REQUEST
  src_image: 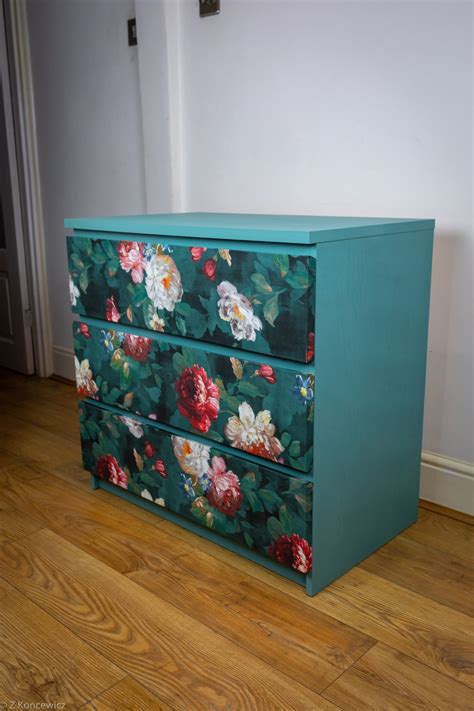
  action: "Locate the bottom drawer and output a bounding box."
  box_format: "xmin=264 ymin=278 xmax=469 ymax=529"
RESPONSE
xmin=79 ymin=401 xmax=313 ymax=574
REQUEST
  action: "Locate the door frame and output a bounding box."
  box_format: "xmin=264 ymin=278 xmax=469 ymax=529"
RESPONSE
xmin=2 ymin=0 xmax=53 ymax=376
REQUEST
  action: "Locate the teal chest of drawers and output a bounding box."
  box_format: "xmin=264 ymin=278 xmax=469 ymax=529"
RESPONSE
xmin=65 ymin=212 xmax=434 ymax=595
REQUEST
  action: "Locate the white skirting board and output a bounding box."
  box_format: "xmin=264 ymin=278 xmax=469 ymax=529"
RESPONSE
xmin=53 ymin=345 xmax=474 ymax=516
xmin=52 ymin=345 xmax=75 ymax=381
xmin=420 ymin=451 xmax=474 ymax=516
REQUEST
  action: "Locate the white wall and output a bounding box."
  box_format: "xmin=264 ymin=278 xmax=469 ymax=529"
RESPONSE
xmin=27 ymin=0 xmax=473 ymax=507
xmin=27 ymin=0 xmax=147 ymax=376
xmin=161 ymin=0 xmax=473 ymax=468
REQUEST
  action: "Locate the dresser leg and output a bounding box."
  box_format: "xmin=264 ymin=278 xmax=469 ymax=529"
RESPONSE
xmin=305 ymin=575 xmax=318 ymax=597
xmin=90 ymin=474 xmax=100 ymax=490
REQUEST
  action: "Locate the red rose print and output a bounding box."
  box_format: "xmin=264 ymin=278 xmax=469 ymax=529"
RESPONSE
xmin=153 ymin=459 xmax=167 ymax=477
xmin=268 ymin=534 xmax=312 ymax=573
xmin=306 ymin=332 xmax=315 ymax=363
xmin=78 ymin=323 xmax=90 ymax=338
xmin=96 ymin=454 xmax=128 ymax=489
xmin=144 ymin=441 xmax=155 ymax=458
xmin=189 ymin=247 xmax=207 ymax=262
xmin=269 ymin=534 xmax=294 ymax=567
xmin=175 ymin=365 xmax=219 ymax=433
xmin=206 ymin=456 xmax=242 ymax=516
xmin=123 ymin=334 xmax=152 ymax=362
xmin=76 ymin=377 xmax=98 ymax=399
xmin=117 ymin=241 xmax=146 ymax=283
xmin=202 ymin=258 xmax=217 ymax=281
xmin=257 ymin=364 xmax=276 ymax=384
xmin=106 ymin=296 xmax=120 ymax=323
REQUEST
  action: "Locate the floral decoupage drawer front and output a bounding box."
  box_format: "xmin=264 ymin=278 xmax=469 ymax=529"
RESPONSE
xmin=80 ymin=402 xmax=313 ymax=574
xmin=74 ymin=321 xmax=314 ymax=473
xmin=67 ymin=235 xmax=315 ymax=363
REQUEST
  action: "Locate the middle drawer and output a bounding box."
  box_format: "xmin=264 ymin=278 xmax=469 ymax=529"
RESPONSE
xmin=73 ymin=320 xmax=314 ymax=473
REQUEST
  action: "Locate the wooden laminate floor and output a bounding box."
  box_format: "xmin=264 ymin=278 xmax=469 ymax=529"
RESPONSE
xmin=0 ymin=369 xmax=472 ymax=710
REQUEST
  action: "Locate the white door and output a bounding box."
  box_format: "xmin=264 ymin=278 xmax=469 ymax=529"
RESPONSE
xmin=0 ymin=7 xmax=34 ymax=374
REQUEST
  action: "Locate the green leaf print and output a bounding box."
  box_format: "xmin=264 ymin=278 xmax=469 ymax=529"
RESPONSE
xmin=251 ymin=273 xmax=273 ymax=293
xmin=263 ymin=294 xmax=280 ymax=327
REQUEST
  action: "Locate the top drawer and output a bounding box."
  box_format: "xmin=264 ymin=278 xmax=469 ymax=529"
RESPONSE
xmin=67 ymin=235 xmax=315 ymax=363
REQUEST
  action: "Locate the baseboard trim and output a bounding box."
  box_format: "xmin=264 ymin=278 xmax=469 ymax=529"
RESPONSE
xmin=420 ymin=451 xmax=474 ymax=516
xmin=52 ymin=345 xmax=75 ymax=381
xmin=52 ymin=343 xmax=474 ymax=515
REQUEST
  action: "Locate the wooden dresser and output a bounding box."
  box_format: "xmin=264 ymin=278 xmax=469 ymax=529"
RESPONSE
xmin=65 ymin=212 xmax=434 ymax=595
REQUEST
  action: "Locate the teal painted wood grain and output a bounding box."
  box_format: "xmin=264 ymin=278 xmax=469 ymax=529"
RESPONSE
xmin=64 ymin=212 xmax=434 ymax=245
xmin=69 ymin=229 xmax=317 ymax=257
xmin=308 ymin=227 xmax=434 ymax=595
xmin=66 ymin=211 xmax=436 ymax=595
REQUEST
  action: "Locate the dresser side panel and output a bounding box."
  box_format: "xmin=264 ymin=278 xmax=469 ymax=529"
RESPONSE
xmin=310 ymin=228 xmax=434 ymax=593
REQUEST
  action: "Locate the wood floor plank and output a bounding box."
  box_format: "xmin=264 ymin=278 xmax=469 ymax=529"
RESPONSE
xmin=322 ymin=642 xmax=473 ymax=711
xmin=310 ymin=568 xmax=474 ymax=689
xmin=0 ymin=576 xmax=125 ymax=706
xmin=0 ymin=499 xmax=42 ymax=540
xmin=0 ymin=393 xmax=80 ymax=443
xmin=402 ymin=508 xmax=473 ymax=562
xmin=359 ymin=535 xmax=474 ymax=616
xmin=0 ymin=464 xmax=45 ymax=539
xmin=0 ymin=463 xmax=196 ymax=546
xmin=0 ymin=447 xmax=27 ymax=471
xmin=175 ymin=522 xmax=474 ymax=688
xmin=49 ymin=374 xmax=75 ymax=387
xmin=127 ymin=560 xmax=373 ymax=694
xmin=0 ymin=529 xmax=336 ymax=710
xmin=0 ymin=370 xmax=78 ymax=409
xmin=43 ymin=460 xmax=91 ymax=489
xmin=0 ymin=413 xmax=79 ymax=471
xmin=419 ymin=499 xmax=474 ymax=526
xmin=0 ymin=466 xmax=374 ymax=695
xmin=94 ymin=486 xmax=168 ymax=527
xmin=80 ymin=676 xmax=172 ymax=710
xmin=0 ymin=460 xmax=45 ymax=487
xmin=156 ymin=521 xmax=474 ymax=688
xmin=1 ymin=369 xmax=472 ymax=709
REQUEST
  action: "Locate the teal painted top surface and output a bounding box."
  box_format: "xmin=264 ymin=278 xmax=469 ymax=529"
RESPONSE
xmin=64 ymin=212 xmax=434 ymax=245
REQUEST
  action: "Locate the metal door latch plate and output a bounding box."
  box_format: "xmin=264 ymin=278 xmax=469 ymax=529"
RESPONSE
xmin=200 ymin=0 xmax=220 ymax=18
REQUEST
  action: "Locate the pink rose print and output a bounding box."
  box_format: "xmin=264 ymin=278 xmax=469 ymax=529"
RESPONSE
xmin=117 ymin=241 xmax=146 ymax=284
xmin=257 ymin=364 xmax=276 ymax=384
xmin=189 ymin=247 xmax=207 ymax=262
xmin=78 ymin=323 xmax=90 ymax=338
xmin=153 ymin=459 xmax=168 ymax=478
xmin=206 ymin=456 xmax=243 ymax=517
xmin=202 ymin=258 xmax=217 ymax=281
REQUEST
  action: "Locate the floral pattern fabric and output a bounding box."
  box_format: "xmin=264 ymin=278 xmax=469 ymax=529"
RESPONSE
xmin=79 ymin=402 xmax=313 ymax=573
xmin=67 ymin=236 xmax=315 ymax=363
xmin=74 ymin=321 xmax=314 ymax=473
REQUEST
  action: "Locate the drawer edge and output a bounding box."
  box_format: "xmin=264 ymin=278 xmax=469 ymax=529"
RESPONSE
xmin=82 ymin=398 xmax=313 ymax=483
